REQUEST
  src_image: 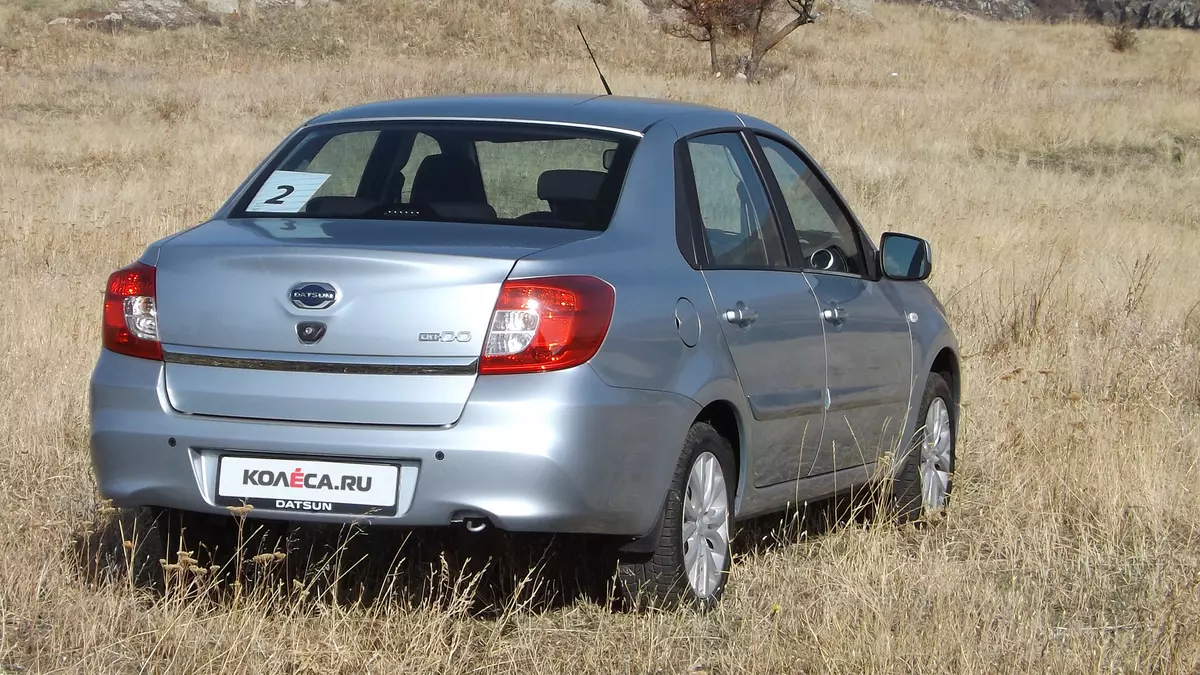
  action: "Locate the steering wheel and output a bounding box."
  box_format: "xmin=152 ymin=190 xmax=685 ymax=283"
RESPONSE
xmin=809 ymin=246 xmax=849 ymax=273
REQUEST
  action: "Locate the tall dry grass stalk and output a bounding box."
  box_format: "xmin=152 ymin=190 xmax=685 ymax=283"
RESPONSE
xmin=1 ymin=0 xmax=1199 ymax=671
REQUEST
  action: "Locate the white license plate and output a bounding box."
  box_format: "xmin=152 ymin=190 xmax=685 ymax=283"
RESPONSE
xmin=216 ymin=456 xmax=399 ymax=515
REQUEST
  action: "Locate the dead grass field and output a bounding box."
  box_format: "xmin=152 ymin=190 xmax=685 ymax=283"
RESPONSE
xmin=1 ymin=0 xmax=1200 ymax=672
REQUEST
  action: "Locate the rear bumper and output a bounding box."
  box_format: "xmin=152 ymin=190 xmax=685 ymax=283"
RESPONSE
xmin=89 ymin=350 xmax=698 ymax=536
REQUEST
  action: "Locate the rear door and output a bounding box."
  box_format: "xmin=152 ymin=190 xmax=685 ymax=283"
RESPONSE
xmin=752 ymin=134 xmax=913 ymax=474
xmin=681 ymin=131 xmax=828 ymax=488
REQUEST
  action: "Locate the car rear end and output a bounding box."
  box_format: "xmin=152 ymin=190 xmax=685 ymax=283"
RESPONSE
xmin=89 ymin=118 xmax=698 ymax=537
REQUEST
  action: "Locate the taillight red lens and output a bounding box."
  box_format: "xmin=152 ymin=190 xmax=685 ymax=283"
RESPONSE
xmin=102 ymin=262 xmax=162 ymax=361
xmin=480 ymin=275 xmax=615 ymax=375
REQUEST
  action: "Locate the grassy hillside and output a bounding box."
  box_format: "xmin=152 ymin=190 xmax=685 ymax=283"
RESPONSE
xmin=1 ymin=1 xmax=1199 ymax=672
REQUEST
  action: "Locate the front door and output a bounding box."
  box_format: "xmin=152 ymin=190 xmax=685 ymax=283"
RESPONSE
xmin=753 ymin=134 xmax=913 ymax=476
xmin=805 ymin=274 xmax=912 ymax=473
xmin=681 ymin=131 xmax=828 ymax=488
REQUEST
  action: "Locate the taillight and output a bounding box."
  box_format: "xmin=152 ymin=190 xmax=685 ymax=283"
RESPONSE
xmin=102 ymin=261 xmax=162 ymax=361
xmin=480 ymin=275 xmax=615 ymax=375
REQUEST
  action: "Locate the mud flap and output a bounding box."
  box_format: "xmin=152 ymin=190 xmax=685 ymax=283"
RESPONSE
xmin=616 ymin=494 xmax=668 ymax=555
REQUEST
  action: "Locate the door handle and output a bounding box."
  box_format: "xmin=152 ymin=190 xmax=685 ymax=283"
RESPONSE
xmin=724 ymin=305 xmax=758 ymax=327
xmin=822 ymin=307 xmax=848 ymax=323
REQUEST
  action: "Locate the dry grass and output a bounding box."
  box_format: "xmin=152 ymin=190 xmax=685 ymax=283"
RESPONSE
xmin=2 ymin=0 xmax=1200 ymax=672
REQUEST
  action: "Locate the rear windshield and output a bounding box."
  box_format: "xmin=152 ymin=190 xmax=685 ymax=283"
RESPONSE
xmin=232 ymin=121 xmax=639 ymax=231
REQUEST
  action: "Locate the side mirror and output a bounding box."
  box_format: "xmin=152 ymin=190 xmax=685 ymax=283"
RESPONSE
xmin=879 ymin=232 xmax=932 ymax=281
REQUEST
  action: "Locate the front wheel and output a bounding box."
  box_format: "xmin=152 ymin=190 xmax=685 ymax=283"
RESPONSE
xmin=617 ymin=422 xmax=736 ymax=611
xmin=890 ymin=372 xmax=956 ymax=523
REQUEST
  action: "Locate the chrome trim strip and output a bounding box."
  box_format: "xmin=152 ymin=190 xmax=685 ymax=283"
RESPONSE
xmin=162 ymin=344 xmax=478 ymax=366
xmin=306 ymin=116 xmax=646 ymax=138
xmin=747 ymin=391 xmax=826 ymax=421
xmin=162 ymin=351 xmax=478 ymax=376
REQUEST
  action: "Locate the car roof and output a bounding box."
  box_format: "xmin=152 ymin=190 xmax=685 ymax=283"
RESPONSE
xmin=305 ymin=93 xmax=744 ymax=134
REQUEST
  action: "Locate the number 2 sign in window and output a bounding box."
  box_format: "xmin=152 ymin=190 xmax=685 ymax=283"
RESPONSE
xmin=244 ymin=170 xmax=331 ymax=213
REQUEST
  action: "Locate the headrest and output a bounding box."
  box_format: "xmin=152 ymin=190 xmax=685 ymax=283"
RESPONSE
xmin=411 ymin=154 xmax=487 ymax=205
xmin=537 ymin=169 xmax=606 ymax=202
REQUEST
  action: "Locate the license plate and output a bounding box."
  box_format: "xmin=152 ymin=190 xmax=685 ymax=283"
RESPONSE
xmin=216 ymin=456 xmax=400 ymax=516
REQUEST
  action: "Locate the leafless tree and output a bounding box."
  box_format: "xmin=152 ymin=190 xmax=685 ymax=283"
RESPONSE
xmin=665 ymin=0 xmax=725 ymax=74
xmin=667 ymin=0 xmax=819 ymax=81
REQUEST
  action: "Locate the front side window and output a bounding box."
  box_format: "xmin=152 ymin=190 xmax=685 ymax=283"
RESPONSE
xmin=685 ymin=133 xmax=785 ymax=269
xmin=235 ymin=122 xmax=637 ymax=231
xmin=757 ymin=136 xmax=864 ymax=276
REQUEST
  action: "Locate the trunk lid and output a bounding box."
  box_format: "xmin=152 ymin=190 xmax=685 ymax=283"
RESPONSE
xmin=156 ymin=218 xmax=594 ymax=426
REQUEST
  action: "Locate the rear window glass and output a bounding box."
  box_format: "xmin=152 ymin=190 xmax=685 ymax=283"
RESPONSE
xmin=234 ymin=121 xmax=639 ymax=231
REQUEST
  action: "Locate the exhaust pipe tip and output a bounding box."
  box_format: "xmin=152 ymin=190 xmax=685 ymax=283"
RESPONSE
xmin=463 ymin=518 xmax=489 ymax=533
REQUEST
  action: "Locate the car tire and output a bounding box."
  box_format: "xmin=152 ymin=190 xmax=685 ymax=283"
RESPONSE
xmin=890 ymin=372 xmax=956 ymax=523
xmin=616 ymin=422 xmax=736 ymax=611
xmin=107 ymin=505 xmax=171 ymax=590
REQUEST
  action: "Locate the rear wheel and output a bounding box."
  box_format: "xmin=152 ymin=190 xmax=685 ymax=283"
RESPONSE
xmin=98 ymin=505 xmax=171 ymax=590
xmin=95 ymin=507 xmax=286 ymax=590
xmin=617 ymin=422 xmax=735 ymax=610
xmin=891 ymin=372 xmax=956 ymax=523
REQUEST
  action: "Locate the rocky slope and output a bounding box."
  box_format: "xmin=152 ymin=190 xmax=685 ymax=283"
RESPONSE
xmin=1087 ymin=0 xmax=1199 ymax=27
xmin=46 ymin=0 xmax=1198 ymax=30
xmin=908 ymin=0 xmax=1199 ymax=27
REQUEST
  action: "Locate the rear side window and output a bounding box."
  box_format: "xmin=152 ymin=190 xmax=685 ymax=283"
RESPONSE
xmin=303 ymin=130 xmax=379 ymax=198
xmin=684 ymin=132 xmax=785 ymax=269
xmin=234 ymin=122 xmax=638 ymax=231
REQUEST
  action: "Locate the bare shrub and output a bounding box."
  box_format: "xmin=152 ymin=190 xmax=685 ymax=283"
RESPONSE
xmin=1107 ymin=20 xmax=1139 ymax=52
xmin=149 ymin=96 xmax=190 ymax=124
xmin=666 ymin=0 xmax=818 ymax=80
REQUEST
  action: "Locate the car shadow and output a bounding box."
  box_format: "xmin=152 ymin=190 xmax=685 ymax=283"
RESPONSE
xmin=70 ymin=491 xmax=879 ymax=615
xmin=733 ymin=490 xmax=881 ymax=559
xmin=71 ymin=508 xmax=620 ymax=615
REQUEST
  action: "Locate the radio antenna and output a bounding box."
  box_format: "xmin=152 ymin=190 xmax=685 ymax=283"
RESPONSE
xmin=576 ymin=25 xmax=612 ymax=96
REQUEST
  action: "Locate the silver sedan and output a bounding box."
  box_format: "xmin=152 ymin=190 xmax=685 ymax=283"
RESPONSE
xmin=89 ymin=93 xmax=960 ymax=609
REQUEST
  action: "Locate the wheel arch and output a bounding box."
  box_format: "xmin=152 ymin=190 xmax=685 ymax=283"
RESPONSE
xmin=615 ymin=396 xmax=745 ymax=556
xmin=694 ymin=399 xmax=743 ymax=483
xmin=930 ymin=346 xmax=960 ymax=407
